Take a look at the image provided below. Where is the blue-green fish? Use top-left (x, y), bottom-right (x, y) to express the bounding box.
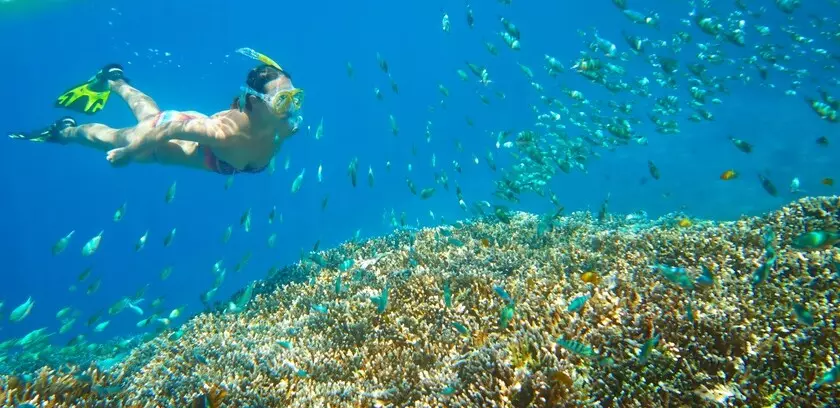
top-left (135, 230), bottom-right (148, 252)
top-left (165, 181), bottom-right (176, 203)
top-left (493, 285), bottom-right (513, 304)
top-left (163, 228), bottom-right (176, 247)
top-left (443, 281), bottom-right (452, 308)
top-left (277, 340), bottom-right (293, 349)
top-left (291, 169), bottom-right (305, 193)
top-left (792, 303), bottom-right (814, 326)
top-left (338, 258), bottom-right (354, 272)
top-left (695, 265), bottom-right (714, 287)
top-left (638, 334), bottom-right (661, 364)
top-left (113, 202), bottom-right (127, 222)
top-left (791, 231), bottom-right (840, 251)
top-left (9, 297), bottom-right (34, 322)
top-left (447, 237), bottom-right (465, 247)
top-left (751, 256), bottom-right (776, 287)
top-left (652, 264), bottom-right (694, 290)
top-left (813, 365), bottom-right (839, 389)
top-left (240, 209), bottom-right (252, 232)
top-left (334, 274), bottom-right (343, 294)
top-left (371, 284), bottom-right (390, 314)
top-left (499, 304), bottom-right (515, 329)
top-left (685, 300), bottom-right (695, 323)
top-left (555, 337), bottom-right (596, 358)
top-left (52, 230), bottom-right (75, 255)
top-left (567, 294), bottom-right (590, 312)
top-left (222, 225), bottom-right (233, 243)
top-left (452, 321), bottom-right (470, 336)
top-left (311, 304), bottom-right (328, 314)
top-left (193, 348), bottom-right (208, 364)
top-left (81, 231), bottom-right (104, 256)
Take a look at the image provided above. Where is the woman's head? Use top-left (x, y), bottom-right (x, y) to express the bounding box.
top-left (232, 64), bottom-right (300, 117)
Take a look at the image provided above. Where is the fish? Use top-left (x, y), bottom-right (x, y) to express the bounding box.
top-left (222, 225), bottom-right (233, 243)
top-left (113, 202), bottom-right (127, 222)
top-left (493, 285), bottom-right (513, 304)
top-left (93, 320), bottom-right (110, 332)
top-left (52, 230), bottom-right (75, 255)
top-left (758, 174), bottom-right (778, 197)
top-left (9, 297), bottom-right (34, 322)
top-left (348, 158), bottom-right (358, 187)
top-left (315, 117), bottom-right (324, 140)
top-left (652, 264), bottom-right (694, 290)
top-left (163, 228), bottom-right (176, 247)
top-left (291, 168), bottom-right (305, 193)
top-left (135, 230), bottom-right (148, 251)
top-left (813, 365), bottom-right (840, 389)
top-left (165, 181), bottom-right (176, 203)
top-left (751, 256), bottom-right (776, 287)
top-left (720, 169), bottom-right (737, 180)
top-left (499, 304), bottom-right (515, 329)
top-left (567, 294), bottom-right (590, 312)
top-left (792, 303), bottom-right (814, 326)
top-left (443, 281), bottom-right (452, 308)
top-left (160, 266), bottom-right (173, 280)
top-left (555, 337), bottom-right (596, 358)
top-left (791, 231), bottom-right (840, 250)
top-left (86, 278), bottom-right (101, 295)
top-left (81, 231), bottom-right (104, 256)
top-left (695, 265), bottom-right (715, 287)
top-left (581, 271), bottom-right (601, 285)
top-left (370, 284), bottom-right (389, 314)
top-left (638, 333), bottom-right (661, 364)
top-left (647, 160), bottom-right (660, 180)
top-left (338, 258), bottom-right (354, 272)
top-left (728, 136), bottom-right (752, 153)
top-left (452, 321), bottom-right (470, 336)
top-left (240, 209), bottom-right (252, 232)
top-left (790, 177), bottom-right (803, 194)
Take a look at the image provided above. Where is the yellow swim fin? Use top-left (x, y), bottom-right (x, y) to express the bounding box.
top-left (55, 64), bottom-right (125, 115)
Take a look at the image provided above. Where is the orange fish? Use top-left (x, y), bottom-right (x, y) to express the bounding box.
top-left (580, 271), bottom-right (601, 285)
top-left (677, 218), bottom-right (692, 228)
top-left (720, 169), bottom-right (738, 180)
top-left (823, 178), bottom-right (834, 186)
top-left (480, 238), bottom-right (491, 248)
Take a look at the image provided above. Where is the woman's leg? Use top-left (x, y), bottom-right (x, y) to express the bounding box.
top-left (110, 80), bottom-right (161, 122)
top-left (57, 123), bottom-right (131, 151)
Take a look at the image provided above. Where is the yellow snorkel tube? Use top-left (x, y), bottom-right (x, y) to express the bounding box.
top-left (236, 47), bottom-right (285, 71)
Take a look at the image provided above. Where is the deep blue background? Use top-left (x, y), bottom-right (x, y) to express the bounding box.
top-left (0, 0), bottom-right (837, 345)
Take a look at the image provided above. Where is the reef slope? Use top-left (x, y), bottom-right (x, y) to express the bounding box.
top-left (3, 196), bottom-right (839, 407)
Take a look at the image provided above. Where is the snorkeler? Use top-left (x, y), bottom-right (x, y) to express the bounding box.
top-left (8, 48), bottom-right (303, 175)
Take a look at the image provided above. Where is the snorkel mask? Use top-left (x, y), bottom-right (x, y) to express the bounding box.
top-left (236, 47), bottom-right (305, 126)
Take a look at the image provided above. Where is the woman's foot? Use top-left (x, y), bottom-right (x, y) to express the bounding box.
top-left (8, 117), bottom-right (76, 144)
top-left (106, 146), bottom-right (133, 167)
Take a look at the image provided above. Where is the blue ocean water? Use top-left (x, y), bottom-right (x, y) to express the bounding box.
top-left (0, 0), bottom-right (836, 348)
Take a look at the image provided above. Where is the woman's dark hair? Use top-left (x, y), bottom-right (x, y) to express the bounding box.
top-left (231, 64), bottom-right (292, 111)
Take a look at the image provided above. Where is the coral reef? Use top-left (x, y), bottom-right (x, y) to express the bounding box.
top-left (3, 196), bottom-right (840, 407)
